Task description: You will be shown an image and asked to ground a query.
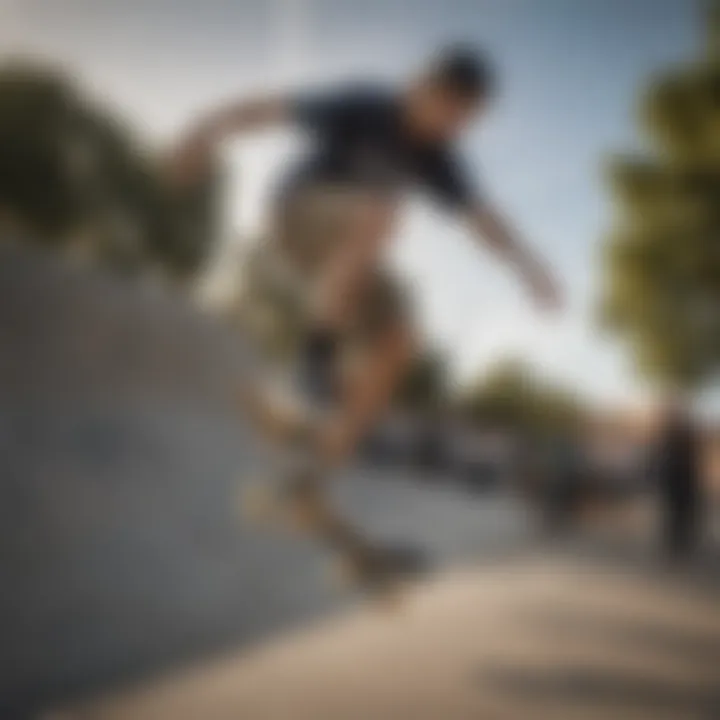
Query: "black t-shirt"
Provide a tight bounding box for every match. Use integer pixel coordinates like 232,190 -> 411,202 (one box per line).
281,84 -> 479,211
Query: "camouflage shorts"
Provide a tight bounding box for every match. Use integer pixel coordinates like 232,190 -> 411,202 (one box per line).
240,188 -> 411,358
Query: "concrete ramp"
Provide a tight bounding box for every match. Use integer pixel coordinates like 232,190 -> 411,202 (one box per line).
0,246 -> 529,717
0,246 -> 340,716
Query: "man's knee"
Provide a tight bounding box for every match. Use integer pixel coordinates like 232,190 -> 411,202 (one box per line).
347,195 -> 397,260
384,319 -> 416,363
355,275 -> 415,358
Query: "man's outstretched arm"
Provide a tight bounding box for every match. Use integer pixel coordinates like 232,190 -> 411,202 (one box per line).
166,96 -> 290,185
467,204 -> 562,311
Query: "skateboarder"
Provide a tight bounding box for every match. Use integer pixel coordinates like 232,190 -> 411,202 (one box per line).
168,46 -> 562,585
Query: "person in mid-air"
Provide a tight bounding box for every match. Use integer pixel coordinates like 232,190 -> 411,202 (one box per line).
168,46 -> 562,584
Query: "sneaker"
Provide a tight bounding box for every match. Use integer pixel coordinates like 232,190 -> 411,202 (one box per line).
332,539 -> 431,595
242,459 -> 330,532
296,328 -> 340,416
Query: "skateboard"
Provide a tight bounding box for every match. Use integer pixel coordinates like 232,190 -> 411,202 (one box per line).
237,379 -> 429,602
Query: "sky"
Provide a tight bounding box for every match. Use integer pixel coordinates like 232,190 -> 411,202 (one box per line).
0,0 -> 704,407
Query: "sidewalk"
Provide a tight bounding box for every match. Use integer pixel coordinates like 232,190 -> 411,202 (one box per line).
54,556 -> 720,720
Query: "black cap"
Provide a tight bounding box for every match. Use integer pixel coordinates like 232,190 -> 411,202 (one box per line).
429,44 -> 496,100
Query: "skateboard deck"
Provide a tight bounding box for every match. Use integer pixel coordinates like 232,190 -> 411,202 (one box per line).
236,379 -> 430,602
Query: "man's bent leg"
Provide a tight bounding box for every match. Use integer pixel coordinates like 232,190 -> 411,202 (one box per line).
289,191 -> 398,409
319,319 -> 415,468
311,194 -> 398,331
310,319 -> 424,589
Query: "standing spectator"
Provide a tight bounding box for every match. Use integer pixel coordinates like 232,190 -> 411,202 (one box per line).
540,430 -> 585,535
654,401 -> 703,561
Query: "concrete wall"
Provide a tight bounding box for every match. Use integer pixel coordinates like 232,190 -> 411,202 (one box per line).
0,246 -> 334,716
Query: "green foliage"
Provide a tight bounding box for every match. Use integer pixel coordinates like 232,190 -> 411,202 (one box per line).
600,6 -> 720,390
394,349 -> 448,411
643,65 -> 720,163
0,62 -> 82,237
460,358 -> 583,434
0,59 -> 219,281
706,0 -> 720,60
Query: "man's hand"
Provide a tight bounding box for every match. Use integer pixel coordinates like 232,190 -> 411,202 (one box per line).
469,205 -> 563,313
163,96 -> 288,189
164,129 -> 214,190
523,259 -> 563,312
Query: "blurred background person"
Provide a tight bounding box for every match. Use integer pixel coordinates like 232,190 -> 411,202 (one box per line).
653,398 -> 703,562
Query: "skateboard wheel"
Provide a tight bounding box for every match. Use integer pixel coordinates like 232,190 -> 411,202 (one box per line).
327,555 -> 362,589
284,505 -> 321,534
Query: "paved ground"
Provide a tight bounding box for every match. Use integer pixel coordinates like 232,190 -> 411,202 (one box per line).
2,245 -> 718,720
54,556 -> 720,720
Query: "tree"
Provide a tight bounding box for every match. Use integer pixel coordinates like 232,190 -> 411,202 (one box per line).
461,357 -> 583,434
0,60 -> 220,281
0,62 -> 83,239
600,2 -> 720,390
394,349 -> 448,412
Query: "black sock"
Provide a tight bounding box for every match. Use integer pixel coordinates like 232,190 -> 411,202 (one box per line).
301,327 -> 339,403
306,328 -> 338,364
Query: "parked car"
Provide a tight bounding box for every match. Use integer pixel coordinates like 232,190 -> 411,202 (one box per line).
526,434 -> 651,533
362,414 -> 418,467
445,429 -> 515,492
